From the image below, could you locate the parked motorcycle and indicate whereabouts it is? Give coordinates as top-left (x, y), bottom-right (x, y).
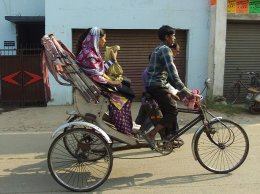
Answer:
top-left (246, 87), bottom-right (260, 114)
top-left (245, 72), bottom-right (260, 114)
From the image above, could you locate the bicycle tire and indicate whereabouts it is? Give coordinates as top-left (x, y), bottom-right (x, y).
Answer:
top-left (194, 119), bottom-right (249, 174)
top-left (48, 128), bottom-right (113, 192)
top-left (227, 82), bottom-right (241, 104)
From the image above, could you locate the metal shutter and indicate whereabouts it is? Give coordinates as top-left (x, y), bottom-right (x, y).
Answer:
top-left (224, 22), bottom-right (260, 103)
top-left (72, 29), bottom-right (187, 100)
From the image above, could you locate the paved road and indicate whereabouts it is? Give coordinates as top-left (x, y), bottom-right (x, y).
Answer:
top-left (0, 105), bottom-right (259, 193)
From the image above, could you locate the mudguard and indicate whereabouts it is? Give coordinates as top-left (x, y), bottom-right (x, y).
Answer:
top-left (191, 117), bottom-right (222, 160)
top-left (51, 121), bottom-right (112, 144)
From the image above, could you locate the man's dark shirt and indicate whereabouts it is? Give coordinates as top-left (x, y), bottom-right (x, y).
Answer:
top-left (146, 43), bottom-right (189, 94)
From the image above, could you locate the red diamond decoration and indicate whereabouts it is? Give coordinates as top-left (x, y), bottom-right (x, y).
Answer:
top-left (2, 71), bottom-right (21, 85)
top-left (24, 71), bottom-right (42, 86)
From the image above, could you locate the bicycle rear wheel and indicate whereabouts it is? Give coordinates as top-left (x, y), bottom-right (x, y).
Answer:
top-left (227, 82), bottom-right (241, 104)
top-left (194, 119), bottom-right (249, 174)
top-left (63, 115), bottom-right (97, 157)
top-left (48, 128), bottom-right (113, 192)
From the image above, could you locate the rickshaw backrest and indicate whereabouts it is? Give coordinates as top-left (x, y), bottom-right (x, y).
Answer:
top-left (41, 34), bottom-right (101, 103)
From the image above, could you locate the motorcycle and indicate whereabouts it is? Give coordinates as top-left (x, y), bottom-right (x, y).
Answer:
top-left (246, 87), bottom-right (260, 114)
top-left (245, 72), bottom-right (260, 114)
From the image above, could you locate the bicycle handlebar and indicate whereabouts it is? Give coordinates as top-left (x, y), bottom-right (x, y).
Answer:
top-left (194, 94), bottom-right (203, 100)
top-left (246, 72), bottom-right (256, 76)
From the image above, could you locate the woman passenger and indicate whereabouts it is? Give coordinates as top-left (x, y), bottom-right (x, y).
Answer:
top-left (76, 27), bottom-right (134, 135)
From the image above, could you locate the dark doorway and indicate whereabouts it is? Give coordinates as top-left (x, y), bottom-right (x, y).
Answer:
top-left (17, 22), bottom-right (44, 52)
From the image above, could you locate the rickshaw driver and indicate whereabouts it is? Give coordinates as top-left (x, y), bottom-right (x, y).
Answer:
top-left (144, 25), bottom-right (194, 147)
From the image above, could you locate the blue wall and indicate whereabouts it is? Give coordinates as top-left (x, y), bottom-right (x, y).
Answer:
top-left (45, 0), bottom-right (210, 104)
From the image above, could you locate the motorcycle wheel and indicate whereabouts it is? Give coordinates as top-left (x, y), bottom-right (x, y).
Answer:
top-left (249, 104), bottom-right (260, 114)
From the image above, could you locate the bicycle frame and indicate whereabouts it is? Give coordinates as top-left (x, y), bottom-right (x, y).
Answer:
top-left (235, 80), bottom-right (248, 90)
top-left (164, 107), bottom-right (223, 159)
top-left (168, 108), bottom-right (205, 140)
top-left (234, 71), bottom-right (260, 93)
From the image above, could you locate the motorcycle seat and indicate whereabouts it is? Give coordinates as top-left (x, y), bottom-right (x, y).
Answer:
top-left (248, 87), bottom-right (260, 93)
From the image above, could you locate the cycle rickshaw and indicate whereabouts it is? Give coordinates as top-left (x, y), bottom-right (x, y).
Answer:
top-left (42, 34), bottom-right (249, 192)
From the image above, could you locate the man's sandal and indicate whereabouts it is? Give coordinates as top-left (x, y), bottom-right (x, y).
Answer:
top-left (172, 138), bottom-right (184, 148)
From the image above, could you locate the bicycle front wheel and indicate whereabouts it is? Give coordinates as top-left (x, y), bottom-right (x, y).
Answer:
top-left (227, 82), bottom-right (241, 104)
top-left (48, 128), bottom-right (113, 192)
top-left (194, 119), bottom-right (249, 174)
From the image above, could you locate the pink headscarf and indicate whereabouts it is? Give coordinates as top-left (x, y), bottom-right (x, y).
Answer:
top-left (76, 27), bottom-right (107, 83)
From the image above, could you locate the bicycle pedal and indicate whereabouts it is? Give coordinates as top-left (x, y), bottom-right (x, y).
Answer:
top-left (155, 140), bottom-right (173, 155)
top-left (171, 139), bottom-right (185, 148)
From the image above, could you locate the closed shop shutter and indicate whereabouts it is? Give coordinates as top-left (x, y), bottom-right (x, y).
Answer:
top-left (72, 29), bottom-right (187, 100)
top-left (224, 22), bottom-right (260, 102)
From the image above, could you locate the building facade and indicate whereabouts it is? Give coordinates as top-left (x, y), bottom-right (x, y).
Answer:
top-left (2, 0), bottom-right (258, 105)
top-left (0, 0), bottom-right (46, 105)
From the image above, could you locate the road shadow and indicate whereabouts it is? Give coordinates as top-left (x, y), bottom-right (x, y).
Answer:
top-left (0, 106), bottom-right (19, 114)
top-left (0, 155), bottom-right (57, 193)
top-left (100, 172), bottom-right (231, 192)
top-left (0, 102), bottom-right (47, 114)
top-left (113, 147), bottom-right (173, 159)
top-left (0, 155), bottom-right (231, 193)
